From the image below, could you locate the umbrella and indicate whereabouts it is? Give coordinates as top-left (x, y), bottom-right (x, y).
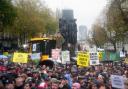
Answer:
top-left (0, 55), bottom-right (8, 59)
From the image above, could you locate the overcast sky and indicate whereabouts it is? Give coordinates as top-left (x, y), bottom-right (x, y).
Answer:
top-left (42, 0), bottom-right (107, 29)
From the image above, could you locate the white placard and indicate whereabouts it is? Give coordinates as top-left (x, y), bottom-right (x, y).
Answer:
top-left (90, 52), bottom-right (99, 65)
top-left (61, 51), bottom-right (70, 64)
top-left (111, 75), bottom-right (124, 89)
top-left (31, 53), bottom-right (40, 60)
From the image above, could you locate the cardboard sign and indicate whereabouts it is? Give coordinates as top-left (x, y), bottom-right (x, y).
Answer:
top-left (90, 52), bottom-right (99, 65)
top-left (13, 53), bottom-right (28, 63)
top-left (51, 49), bottom-right (60, 60)
top-left (111, 75), bottom-right (124, 89)
top-left (31, 53), bottom-right (40, 60)
top-left (61, 51), bottom-right (70, 64)
top-left (77, 52), bottom-right (90, 67)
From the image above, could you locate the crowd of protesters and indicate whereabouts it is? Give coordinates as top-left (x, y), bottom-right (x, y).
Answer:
top-left (0, 59), bottom-right (128, 89)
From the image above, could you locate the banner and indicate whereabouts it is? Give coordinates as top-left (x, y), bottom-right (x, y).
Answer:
top-left (51, 49), bottom-right (60, 60)
top-left (110, 52), bottom-right (120, 61)
top-left (31, 53), bottom-right (40, 60)
top-left (90, 52), bottom-right (99, 65)
top-left (61, 51), bottom-right (70, 64)
top-left (13, 53), bottom-right (28, 63)
top-left (111, 75), bottom-right (124, 89)
top-left (77, 52), bottom-right (90, 67)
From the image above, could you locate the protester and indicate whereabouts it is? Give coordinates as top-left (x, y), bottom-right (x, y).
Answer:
top-left (0, 58), bottom-right (128, 89)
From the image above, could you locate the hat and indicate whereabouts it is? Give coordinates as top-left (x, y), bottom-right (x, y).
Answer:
top-left (51, 78), bottom-right (60, 83)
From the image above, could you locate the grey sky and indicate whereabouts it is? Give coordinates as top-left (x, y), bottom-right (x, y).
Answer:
top-left (42, 0), bottom-right (107, 29)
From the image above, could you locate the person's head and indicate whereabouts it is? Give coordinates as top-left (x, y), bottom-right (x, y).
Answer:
top-left (72, 83), bottom-right (81, 89)
top-left (124, 79), bottom-right (128, 89)
top-left (5, 80), bottom-right (15, 89)
top-left (91, 84), bottom-right (98, 89)
top-left (15, 77), bottom-right (24, 87)
top-left (51, 78), bottom-right (60, 89)
top-left (0, 81), bottom-right (4, 89)
top-left (97, 75), bottom-right (104, 83)
top-left (97, 83), bottom-right (106, 89)
top-left (23, 83), bottom-right (31, 89)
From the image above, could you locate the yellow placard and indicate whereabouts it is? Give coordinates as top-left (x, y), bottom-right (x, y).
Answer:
top-left (98, 52), bottom-right (103, 61)
top-left (13, 53), bottom-right (28, 63)
top-left (77, 52), bottom-right (90, 67)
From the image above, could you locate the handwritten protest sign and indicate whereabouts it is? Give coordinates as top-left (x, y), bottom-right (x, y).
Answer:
top-left (77, 52), bottom-right (90, 67)
top-left (61, 51), bottom-right (70, 64)
top-left (111, 75), bottom-right (124, 89)
top-left (90, 52), bottom-right (99, 65)
top-left (13, 53), bottom-right (28, 63)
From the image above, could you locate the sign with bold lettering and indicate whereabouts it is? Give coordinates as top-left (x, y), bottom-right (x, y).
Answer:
top-left (77, 52), bottom-right (90, 67)
top-left (111, 75), bottom-right (124, 89)
top-left (90, 52), bottom-right (99, 65)
top-left (13, 53), bottom-right (28, 63)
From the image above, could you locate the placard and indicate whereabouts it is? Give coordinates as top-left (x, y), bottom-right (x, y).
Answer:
top-left (61, 51), bottom-right (70, 64)
top-left (90, 52), bottom-right (99, 65)
top-left (111, 75), bottom-right (124, 89)
top-left (31, 53), bottom-right (40, 60)
top-left (13, 53), bottom-right (28, 63)
top-left (77, 52), bottom-right (90, 67)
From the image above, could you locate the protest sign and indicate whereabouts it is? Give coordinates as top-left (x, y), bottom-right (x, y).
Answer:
top-left (111, 75), bottom-right (124, 89)
top-left (13, 53), bottom-right (28, 63)
top-left (90, 52), bottom-right (99, 65)
top-left (31, 53), bottom-right (40, 60)
top-left (61, 51), bottom-right (70, 64)
top-left (51, 49), bottom-right (60, 60)
top-left (77, 52), bottom-right (90, 67)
